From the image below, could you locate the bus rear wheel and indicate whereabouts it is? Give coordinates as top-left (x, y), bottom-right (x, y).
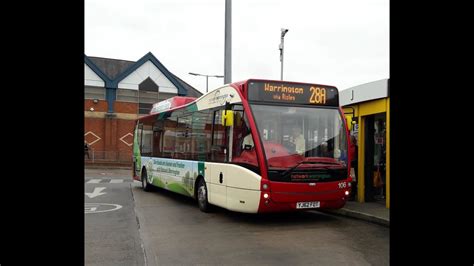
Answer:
top-left (141, 169), bottom-right (152, 192)
top-left (197, 178), bottom-right (211, 212)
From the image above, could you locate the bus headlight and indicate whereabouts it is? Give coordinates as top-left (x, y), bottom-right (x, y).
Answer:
top-left (345, 191), bottom-right (349, 196)
top-left (263, 193), bottom-right (269, 199)
top-left (262, 184), bottom-right (269, 190)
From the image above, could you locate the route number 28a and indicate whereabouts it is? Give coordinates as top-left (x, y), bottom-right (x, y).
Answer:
top-left (310, 87), bottom-right (326, 104)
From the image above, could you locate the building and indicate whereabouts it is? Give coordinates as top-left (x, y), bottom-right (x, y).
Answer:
top-left (84, 52), bottom-right (202, 166)
top-left (340, 79), bottom-right (390, 208)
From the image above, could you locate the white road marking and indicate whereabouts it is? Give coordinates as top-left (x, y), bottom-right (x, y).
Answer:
top-left (87, 179), bottom-right (101, 184)
top-left (85, 187), bottom-right (107, 198)
top-left (85, 203), bottom-right (122, 214)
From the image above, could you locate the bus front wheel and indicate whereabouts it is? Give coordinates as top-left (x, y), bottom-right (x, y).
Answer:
top-left (197, 178), bottom-right (211, 212)
top-left (142, 169), bottom-right (152, 192)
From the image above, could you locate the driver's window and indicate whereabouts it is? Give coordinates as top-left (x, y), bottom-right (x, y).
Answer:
top-left (231, 107), bottom-right (258, 171)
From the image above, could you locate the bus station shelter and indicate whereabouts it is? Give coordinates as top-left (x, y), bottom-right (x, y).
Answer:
top-left (340, 79), bottom-right (390, 209)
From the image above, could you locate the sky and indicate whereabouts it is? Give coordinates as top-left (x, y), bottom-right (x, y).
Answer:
top-left (85, 0), bottom-right (389, 94)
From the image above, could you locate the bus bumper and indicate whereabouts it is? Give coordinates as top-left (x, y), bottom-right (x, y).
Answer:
top-left (257, 196), bottom-right (347, 213)
top-left (257, 181), bottom-right (350, 213)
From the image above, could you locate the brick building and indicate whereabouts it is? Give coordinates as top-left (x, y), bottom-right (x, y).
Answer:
top-left (84, 52), bottom-right (202, 166)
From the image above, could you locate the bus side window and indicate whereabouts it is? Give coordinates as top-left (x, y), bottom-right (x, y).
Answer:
top-left (152, 120), bottom-right (164, 157)
top-left (141, 124), bottom-right (153, 156)
top-left (176, 115), bottom-right (192, 160)
top-left (191, 110), bottom-right (211, 161)
top-left (136, 122), bottom-right (143, 153)
top-left (162, 115), bottom-right (177, 159)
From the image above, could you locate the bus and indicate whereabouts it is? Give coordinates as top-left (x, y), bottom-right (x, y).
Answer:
top-left (132, 79), bottom-right (352, 213)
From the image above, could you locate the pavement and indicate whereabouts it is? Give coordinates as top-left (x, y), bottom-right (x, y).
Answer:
top-left (85, 168), bottom-right (145, 266)
top-left (321, 200), bottom-right (390, 227)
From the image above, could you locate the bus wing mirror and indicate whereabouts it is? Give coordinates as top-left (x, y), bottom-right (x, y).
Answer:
top-left (221, 110), bottom-right (234, 126)
top-left (345, 116), bottom-right (353, 131)
top-left (345, 116), bottom-right (358, 131)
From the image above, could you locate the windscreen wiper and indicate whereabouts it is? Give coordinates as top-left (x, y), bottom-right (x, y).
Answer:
top-left (280, 161), bottom-right (310, 178)
top-left (280, 159), bottom-right (342, 178)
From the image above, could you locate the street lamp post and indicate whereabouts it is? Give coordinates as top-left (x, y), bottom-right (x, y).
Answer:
top-left (224, 0), bottom-right (232, 84)
top-left (279, 28), bottom-right (289, 81)
top-left (189, 72), bottom-right (224, 93)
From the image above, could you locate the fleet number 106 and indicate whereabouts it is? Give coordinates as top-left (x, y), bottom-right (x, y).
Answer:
top-left (310, 87), bottom-right (326, 104)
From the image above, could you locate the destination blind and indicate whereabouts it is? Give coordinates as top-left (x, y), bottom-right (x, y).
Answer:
top-left (247, 81), bottom-right (339, 106)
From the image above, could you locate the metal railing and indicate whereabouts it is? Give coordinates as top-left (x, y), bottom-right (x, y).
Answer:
top-left (85, 149), bottom-right (133, 164)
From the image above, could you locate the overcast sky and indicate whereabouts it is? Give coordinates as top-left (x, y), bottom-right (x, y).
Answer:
top-left (85, 0), bottom-right (389, 94)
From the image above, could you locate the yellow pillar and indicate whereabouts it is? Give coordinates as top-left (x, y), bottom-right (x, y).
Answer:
top-left (385, 98), bottom-right (390, 209)
top-left (357, 115), bottom-right (365, 203)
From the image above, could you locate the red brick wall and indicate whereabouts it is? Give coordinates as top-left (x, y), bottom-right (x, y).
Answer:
top-left (85, 100), bottom-right (139, 163)
top-left (117, 119), bottom-right (136, 151)
top-left (84, 117), bottom-right (105, 151)
top-left (85, 116), bottom-right (136, 159)
top-left (85, 99), bottom-right (108, 112)
top-left (115, 101), bottom-right (138, 114)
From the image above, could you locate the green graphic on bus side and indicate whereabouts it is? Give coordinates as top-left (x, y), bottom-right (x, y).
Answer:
top-left (166, 183), bottom-right (192, 197)
top-left (151, 176), bottom-right (166, 188)
top-left (198, 161), bottom-right (205, 178)
top-left (141, 157), bottom-right (200, 198)
top-left (185, 103), bottom-right (198, 112)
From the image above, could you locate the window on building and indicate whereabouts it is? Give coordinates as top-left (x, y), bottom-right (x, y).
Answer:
top-left (158, 92), bottom-right (176, 102)
top-left (85, 86), bottom-right (106, 100)
top-left (139, 77), bottom-right (159, 115)
top-left (117, 89), bottom-right (138, 103)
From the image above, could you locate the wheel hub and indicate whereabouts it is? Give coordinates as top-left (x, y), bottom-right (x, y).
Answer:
top-left (198, 185), bottom-right (206, 204)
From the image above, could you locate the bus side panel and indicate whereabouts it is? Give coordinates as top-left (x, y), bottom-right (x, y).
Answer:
top-left (142, 157), bottom-right (197, 197)
top-left (141, 157), bottom-right (165, 189)
top-left (206, 162), bottom-right (262, 212)
top-left (227, 188), bottom-right (260, 213)
top-left (225, 164), bottom-right (261, 190)
top-left (226, 164), bottom-right (262, 213)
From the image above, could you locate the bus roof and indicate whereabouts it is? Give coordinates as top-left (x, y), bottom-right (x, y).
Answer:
top-left (149, 96), bottom-right (197, 114)
top-left (137, 79), bottom-right (339, 123)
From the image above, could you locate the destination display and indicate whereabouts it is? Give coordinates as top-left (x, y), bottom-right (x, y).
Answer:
top-left (247, 81), bottom-right (338, 106)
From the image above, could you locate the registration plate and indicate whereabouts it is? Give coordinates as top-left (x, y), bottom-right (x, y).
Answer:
top-left (296, 201), bottom-right (320, 209)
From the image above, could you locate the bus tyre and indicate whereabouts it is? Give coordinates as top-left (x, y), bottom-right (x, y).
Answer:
top-left (142, 169), bottom-right (152, 192)
top-left (197, 178), bottom-right (211, 212)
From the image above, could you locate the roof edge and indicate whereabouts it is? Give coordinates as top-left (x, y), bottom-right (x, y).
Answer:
top-left (84, 54), bottom-right (113, 87)
top-left (111, 52), bottom-right (187, 95)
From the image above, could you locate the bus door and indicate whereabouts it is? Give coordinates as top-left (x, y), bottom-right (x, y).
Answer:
top-left (208, 108), bottom-right (231, 208)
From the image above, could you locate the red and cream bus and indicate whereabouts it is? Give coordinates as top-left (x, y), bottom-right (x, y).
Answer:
top-left (132, 79), bottom-right (352, 213)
